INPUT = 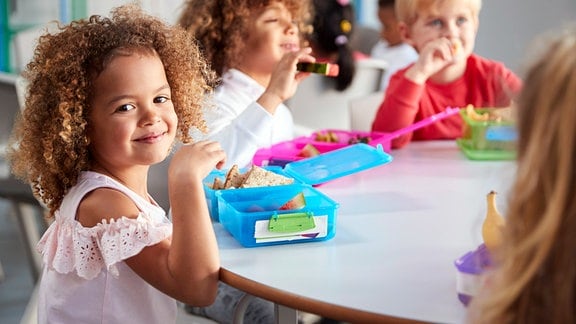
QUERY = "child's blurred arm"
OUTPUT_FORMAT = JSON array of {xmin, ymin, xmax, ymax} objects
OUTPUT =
[
  {"xmin": 372, "ymin": 69, "xmax": 424, "ymax": 148},
  {"xmin": 498, "ymin": 68, "xmax": 522, "ymax": 105}
]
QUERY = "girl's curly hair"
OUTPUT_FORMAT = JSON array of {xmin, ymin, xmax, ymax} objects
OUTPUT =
[
  {"xmin": 178, "ymin": 0, "xmax": 313, "ymax": 77},
  {"xmin": 7, "ymin": 4, "xmax": 217, "ymax": 218}
]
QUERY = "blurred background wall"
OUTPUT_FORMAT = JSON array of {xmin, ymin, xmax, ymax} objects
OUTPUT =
[
  {"xmin": 353, "ymin": 0, "xmax": 576, "ymax": 73},
  {"xmin": 1, "ymin": 0, "xmax": 576, "ymax": 74}
]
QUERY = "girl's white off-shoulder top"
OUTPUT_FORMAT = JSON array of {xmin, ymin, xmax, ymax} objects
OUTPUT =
[{"xmin": 36, "ymin": 171, "xmax": 175, "ymax": 324}]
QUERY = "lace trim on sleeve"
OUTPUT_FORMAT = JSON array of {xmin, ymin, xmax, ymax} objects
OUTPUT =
[{"xmin": 37, "ymin": 213, "xmax": 172, "ymax": 280}]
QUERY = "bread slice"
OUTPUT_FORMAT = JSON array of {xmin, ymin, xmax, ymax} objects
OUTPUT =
[
  {"xmin": 211, "ymin": 177, "xmax": 224, "ymax": 190},
  {"xmin": 223, "ymin": 165, "xmax": 246, "ymax": 189},
  {"xmin": 241, "ymin": 165, "xmax": 294, "ymax": 188}
]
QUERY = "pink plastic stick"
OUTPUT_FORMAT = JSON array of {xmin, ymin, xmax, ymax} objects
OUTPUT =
[{"xmin": 376, "ymin": 106, "xmax": 462, "ymax": 143}]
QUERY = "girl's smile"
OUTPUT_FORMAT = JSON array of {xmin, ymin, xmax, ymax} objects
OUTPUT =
[
  {"xmin": 88, "ymin": 51, "xmax": 177, "ymax": 172},
  {"xmin": 133, "ymin": 131, "xmax": 168, "ymax": 144}
]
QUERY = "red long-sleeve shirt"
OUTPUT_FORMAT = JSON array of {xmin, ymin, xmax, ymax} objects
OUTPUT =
[{"xmin": 372, "ymin": 54, "xmax": 522, "ymax": 148}]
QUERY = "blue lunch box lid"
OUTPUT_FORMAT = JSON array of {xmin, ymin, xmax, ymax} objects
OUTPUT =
[{"xmin": 282, "ymin": 143, "xmax": 393, "ymax": 186}]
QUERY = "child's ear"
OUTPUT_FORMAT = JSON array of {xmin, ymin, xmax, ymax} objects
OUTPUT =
[
  {"xmin": 398, "ymin": 22, "xmax": 415, "ymax": 47},
  {"xmin": 399, "ymin": 23, "xmax": 419, "ymax": 53}
]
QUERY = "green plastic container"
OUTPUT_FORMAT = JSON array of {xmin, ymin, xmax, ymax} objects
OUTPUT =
[{"xmin": 458, "ymin": 108, "xmax": 517, "ymax": 160}]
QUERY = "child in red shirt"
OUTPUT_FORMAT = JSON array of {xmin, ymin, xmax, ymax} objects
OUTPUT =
[{"xmin": 372, "ymin": 0, "xmax": 521, "ymax": 148}]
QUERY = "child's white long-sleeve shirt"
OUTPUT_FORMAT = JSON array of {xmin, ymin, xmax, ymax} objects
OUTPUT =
[{"xmin": 200, "ymin": 68, "xmax": 294, "ymax": 168}]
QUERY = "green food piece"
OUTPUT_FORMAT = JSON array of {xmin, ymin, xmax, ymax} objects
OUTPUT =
[{"xmin": 297, "ymin": 62, "xmax": 328, "ymax": 74}]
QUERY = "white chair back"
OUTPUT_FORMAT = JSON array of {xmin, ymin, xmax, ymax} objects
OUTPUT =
[
  {"xmin": 348, "ymin": 92, "xmax": 384, "ymax": 131},
  {"xmin": 0, "ymin": 73, "xmax": 20, "ymax": 157},
  {"xmin": 288, "ymin": 58, "xmax": 387, "ymax": 131},
  {"xmin": 349, "ymin": 26, "xmax": 381, "ymax": 56},
  {"xmin": 15, "ymin": 75, "xmax": 28, "ymax": 110}
]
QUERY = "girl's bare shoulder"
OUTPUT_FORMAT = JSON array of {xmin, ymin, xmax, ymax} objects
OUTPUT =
[{"xmin": 77, "ymin": 188, "xmax": 140, "ymax": 227}]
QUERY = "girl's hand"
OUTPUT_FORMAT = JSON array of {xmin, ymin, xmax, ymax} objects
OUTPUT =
[
  {"xmin": 258, "ymin": 47, "xmax": 314, "ymax": 113},
  {"xmin": 168, "ymin": 140, "xmax": 226, "ymax": 186},
  {"xmin": 155, "ymin": 140, "xmax": 223, "ymax": 304},
  {"xmin": 405, "ymin": 38, "xmax": 459, "ymax": 84}
]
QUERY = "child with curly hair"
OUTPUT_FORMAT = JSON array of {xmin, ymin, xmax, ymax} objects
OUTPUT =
[
  {"xmin": 372, "ymin": 0, "xmax": 522, "ymax": 149},
  {"xmin": 467, "ymin": 25, "xmax": 576, "ymax": 324},
  {"xmin": 178, "ymin": 1, "xmax": 316, "ymax": 322},
  {"xmin": 7, "ymin": 4, "xmax": 226, "ymax": 323},
  {"xmin": 178, "ymin": 0, "xmax": 315, "ymax": 169}
]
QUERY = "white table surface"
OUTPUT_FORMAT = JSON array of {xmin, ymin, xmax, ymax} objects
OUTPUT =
[{"xmin": 213, "ymin": 140, "xmax": 516, "ymax": 323}]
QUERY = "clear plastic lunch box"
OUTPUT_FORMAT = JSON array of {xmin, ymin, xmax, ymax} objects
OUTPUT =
[{"xmin": 204, "ymin": 143, "xmax": 393, "ymax": 247}]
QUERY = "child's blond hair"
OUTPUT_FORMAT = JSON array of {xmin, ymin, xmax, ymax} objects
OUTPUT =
[
  {"xmin": 468, "ymin": 25, "xmax": 576, "ymax": 323},
  {"xmin": 7, "ymin": 4, "xmax": 217, "ymax": 218},
  {"xmin": 396, "ymin": 0, "xmax": 482, "ymax": 26}
]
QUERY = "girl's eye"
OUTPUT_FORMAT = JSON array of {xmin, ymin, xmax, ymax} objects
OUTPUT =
[
  {"xmin": 116, "ymin": 103, "xmax": 135, "ymax": 112},
  {"xmin": 154, "ymin": 96, "xmax": 169, "ymax": 104},
  {"xmin": 456, "ymin": 17, "xmax": 468, "ymax": 26}
]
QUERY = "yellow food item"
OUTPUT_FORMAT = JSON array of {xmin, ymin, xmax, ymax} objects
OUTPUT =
[
  {"xmin": 314, "ymin": 131, "xmax": 339, "ymax": 143},
  {"xmin": 482, "ymin": 191, "xmax": 506, "ymax": 252},
  {"xmin": 466, "ymin": 104, "xmax": 489, "ymax": 121},
  {"xmin": 452, "ymin": 39, "xmax": 463, "ymax": 55},
  {"xmin": 465, "ymin": 104, "xmax": 514, "ymax": 123},
  {"xmin": 298, "ymin": 144, "xmax": 321, "ymax": 157}
]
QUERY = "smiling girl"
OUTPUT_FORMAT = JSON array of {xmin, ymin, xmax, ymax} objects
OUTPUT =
[
  {"xmin": 7, "ymin": 4, "xmax": 226, "ymax": 323},
  {"xmin": 179, "ymin": 0, "xmax": 315, "ymax": 169}
]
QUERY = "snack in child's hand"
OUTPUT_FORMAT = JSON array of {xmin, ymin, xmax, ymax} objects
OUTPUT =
[
  {"xmin": 451, "ymin": 39, "xmax": 463, "ymax": 56},
  {"xmin": 297, "ymin": 62, "xmax": 339, "ymax": 77}
]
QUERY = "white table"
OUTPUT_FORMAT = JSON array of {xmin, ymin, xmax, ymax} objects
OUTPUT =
[{"xmin": 213, "ymin": 141, "xmax": 516, "ymax": 323}]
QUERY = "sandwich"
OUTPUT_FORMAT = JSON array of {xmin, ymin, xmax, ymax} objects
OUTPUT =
[{"xmin": 211, "ymin": 165, "xmax": 294, "ymax": 190}]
